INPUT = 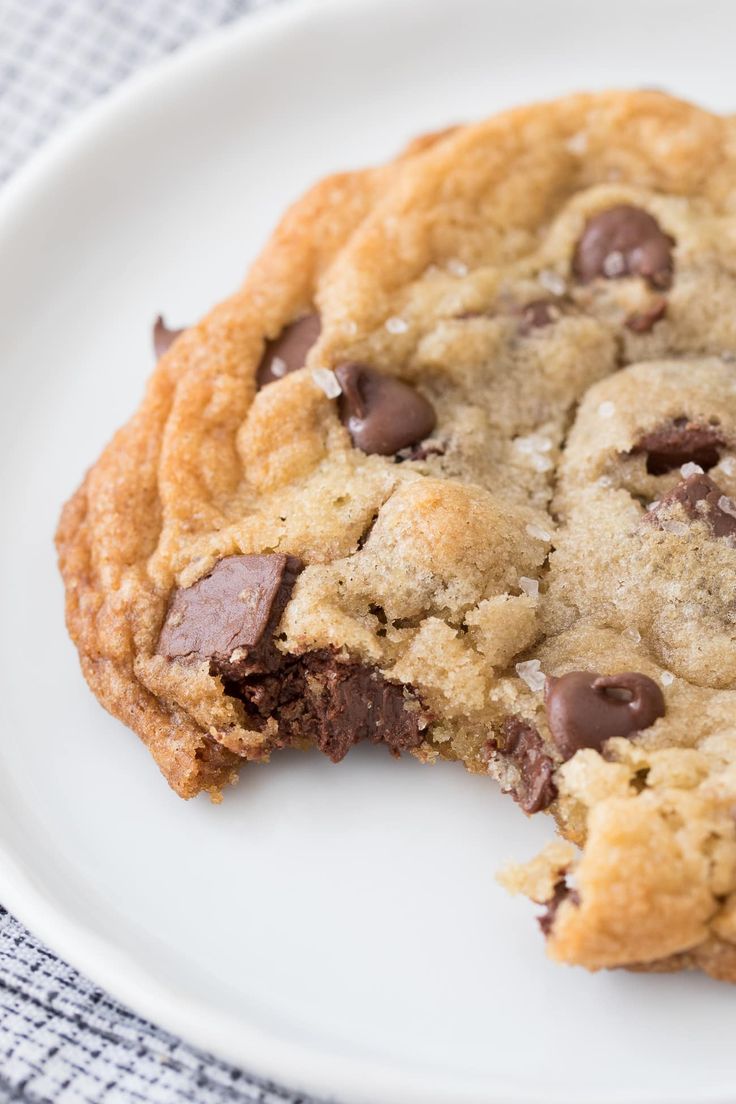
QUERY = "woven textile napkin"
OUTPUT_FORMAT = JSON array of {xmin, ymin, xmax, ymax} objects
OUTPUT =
[{"xmin": 0, "ymin": 2, "xmax": 325, "ymax": 1102}]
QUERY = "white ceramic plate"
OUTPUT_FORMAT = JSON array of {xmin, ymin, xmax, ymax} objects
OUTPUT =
[{"xmin": 2, "ymin": 0, "xmax": 736, "ymax": 1101}]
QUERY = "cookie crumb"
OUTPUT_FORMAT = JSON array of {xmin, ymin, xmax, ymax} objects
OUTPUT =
[
  {"xmin": 681, "ymin": 462, "xmax": 704, "ymax": 477},
  {"xmin": 661, "ymin": 671, "xmax": 675, "ymax": 686}
]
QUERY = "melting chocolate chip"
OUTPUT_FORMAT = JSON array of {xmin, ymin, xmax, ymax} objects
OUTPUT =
[
  {"xmin": 544, "ymin": 671, "xmax": 665, "ymax": 760},
  {"xmin": 488, "ymin": 717, "xmax": 557, "ymax": 814},
  {"xmin": 334, "ymin": 363, "xmax": 437, "ymax": 456},
  {"xmin": 630, "ymin": 418, "xmax": 724, "ymax": 475},
  {"xmin": 573, "ymin": 205, "xmax": 674, "ymax": 289},
  {"xmin": 157, "ymin": 553, "xmax": 303, "ymax": 678},
  {"xmin": 646, "ymin": 472, "xmax": 736, "ymax": 539},
  {"xmin": 625, "ymin": 298, "xmax": 667, "ymax": 334},
  {"xmin": 538, "ymin": 880, "xmax": 580, "ymax": 937},
  {"xmin": 256, "ymin": 313, "xmax": 321, "ymax": 388},
  {"xmin": 228, "ymin": 649, "xmax": 427, "ymax": 763},
  {"xmin": 518, "ymin": 298, "xmax": 558, "ymax": 332},
  {"xmin": 153, "ymin": 316, "xmax": 184, "ymax": 358}
]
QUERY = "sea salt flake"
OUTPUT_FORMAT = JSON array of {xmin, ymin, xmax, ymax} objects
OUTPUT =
[
  {"xmin": 602, "ymin": 250, "xmax": 626, "ymax": 278},
  {"xmin": 718, "ymin": 495, "xmax": 736, "ymax": 518},
  {"xmin": 566, "ymin": 131, "xmax": 588, "ymax": 155},
  {"xmin": 519, "ymin": 576, "xmax": 540, "ymax": 598},
  {"xmin": 526, "ymin": 523, "xmax": 552, "ymax": 542},
  {"xmin": 597, "ymin": 401, "xmax": 615, "ymax": 419},
  {"xmin": 661, "ymin": 671, "xmax": 675, "ymax": 686},
  {"xmin": 720, "ymin": 456, "xmax": 736, "ymax": 476},
  {"xmin": 515, "ymin": 659, "xmax": 546, "ymax": 693},
  {"xmin": 538, "ymin": 268, "xmax": 567, "ymax": 296},
  {"xmin": 514, "ymin": 434, "xmax": 553, "ymax": 454},
  {"xmin": 270, "ymin": 356, "xmax": 287, "ymax": 379},
  {"xmin": 622, "ymin": 626, "xmax": 641, "ymax": 645},
  {"xmin": 311, "ymin": 367, "xmax": 342, "ymax": 399},
  {"xmin": 446, "ymin": 258, "xmax": 468, "ymax": 277},
  {"xmin": 385, "ymin": 316, "xmax": 409, "ymax": 334},
  {"xmin": 680, "ymin": 462, "xmax": 704, "ymax": 478},
  {"xmin": 531, "ymin": 454, "xmax": 553, "ymax": 472},
  {"xmin": 662, "ymin": 519, "xmax": 689, "ymax": 536}
]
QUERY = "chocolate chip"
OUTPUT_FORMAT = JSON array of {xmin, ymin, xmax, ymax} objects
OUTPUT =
[
  {"xmin": 625, "ymin": 297, "xmax": 667, "ymax": 334},
  {"xmin": 394, "ymin": 440, "xmax": 446, "ymax": 464},
  {"xmin": 153, "ymin": 316, "xmax": 184, "ymax": 358},
  {"xmin": 227, "ymin": 648, "xmax": 428, "ymax": 762},
  {"xmin": 157, "ymin": 554, "xmax": 303, "ymax": 678},
  {"xmin": 334, "ymin": 363, "xmax": 437, "ymax": 456},
  {"xmin": 518, "ymin": 299, "xmax": 559, "ymax": 332},
  {"xmin": 630, "ymin": 418, "xmax": 724, "ymax": 475},
  {"xmin": 544, "ymin": 671, "xmax": 665, "ymax": 760},
  {"xmin": 573, "ymin": 205, "xmax": 674, "ymax": 289},
  {"xmin": 646, "ymin": 472, "xmax": 736, "ymax": 540},
  {"xmin": 538, "ymin": 880, "xmax": 580, "ymax": 937},
  {"xmin": 256, "ymin": 313, "xmax": 321, "ymax": 388},
  {"xmin": 488, "ymin": 717, "xmax": 557, "ymax": 814}
]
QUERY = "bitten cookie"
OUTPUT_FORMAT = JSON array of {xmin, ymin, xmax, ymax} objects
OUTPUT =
[{"xmin": 57, "ymin": 91, "xmax": 736, "ymax": 983}]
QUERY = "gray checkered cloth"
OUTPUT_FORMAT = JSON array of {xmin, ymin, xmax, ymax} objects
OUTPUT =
[{"xmin": 0, "ymin": 3, "xmax": 325, "ymax": 1102}]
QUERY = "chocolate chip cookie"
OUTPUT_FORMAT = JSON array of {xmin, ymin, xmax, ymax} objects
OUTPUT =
[{"xmin": 57, "ymin": 91, "xmax": 736, "ymax": 983}]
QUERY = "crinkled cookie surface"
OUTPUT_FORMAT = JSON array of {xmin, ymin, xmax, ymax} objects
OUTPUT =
[{"xmin": 57, "ymin": 92, "xmax": 736, "ymax": 982}]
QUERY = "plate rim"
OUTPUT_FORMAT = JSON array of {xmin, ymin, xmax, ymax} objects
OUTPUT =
[{"xmin": 1, "ymin": 1, "xmax": 736, "ymax": 1102}]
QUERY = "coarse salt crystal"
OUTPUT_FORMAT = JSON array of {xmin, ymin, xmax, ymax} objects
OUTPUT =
[
  {"xmin": 531, "ymin": 454, "xmax": 554, "ymax": 473},
  {"xmin": 718, "ymin": 495, "xmax": 736, "ymax": 518},
  {"xmin": 385, "ymin": 316, "xmax": 409, "ymax": 334},
  {"xmin": 538, "ymin": 268, "xmax": 567, "ymax": 296},
  {"xmin": 519, "ymin": 576, "xmax": 540, "ymax": 598},
  {"xmin": 680, "ymin": 462, "xmax": 704, "ymax": 478},
  {"xmin": 662, "ymin": 519, "xmax": 689, "ymax": 536},
  {"xmin": 622, "ymin": 626, "xmax": 641, "ymax": 645},
  {"xmin": 526, "ymin": 522, "xmax": 552, "ymax": 542},
  {"xmin": 598, "ymin": 401, "xmax": 615, "ymax": 419},
  {"xmin": 516, "ymin": 659, "xmax": 546, "ymax": 693},
  {"xmin": 446, "ymin": 258, "xmax": 468, "ymax": 277},
  {"xmin": 602, "ymin": 250, "xmax": 626, "ymax": 278},
  {"xmin": 270, "ymin": 356, "xmax": 288, "ymax": 379},
  {"xmin": 311, "ymin": 367, "xmax": 342, "ymax": 399},
  {"xmin": 661, "ymin": 671, "xmax": 675, "ymax": 686},
  {"xmin": 720, "ymin": 456, "xmax": 736, "ymax": 476}
]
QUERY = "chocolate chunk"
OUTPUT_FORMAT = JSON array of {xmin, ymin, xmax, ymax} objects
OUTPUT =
[
  {"xmin": 153, "ymin": 316, "xmax": 184, "ymax": 358},
  {"xmin": 228, "ymin": 648, "xmax": 427, "ymax": 762},
  {"xmin": 539, "ymin": 880, "xmax": 580, "ymax": 937},
  {"xmin": 631, "ymin": 418, "xmax": 724, "ymax": 475},
  {"xmin": 573, "ymin": 205, "xmax": 674, "ymax": 289},
  {"xmin": 488, "ymin": 717, "xmax": 557, "ymax": 814},
  {"xmin": 625, "ymin": 297, "xmax": 667, "ymax": 334},
  {"xmin": 518, "ymin": 298, "xmax": 558, "ymax": 332},
  {"xmin": 256, "ymin": 313, "xmax": 321, "ymax": 388},
  {"xmin": 157, "ymin": 554, "xmax": 303, "ymax": 678},
  {"xmin": 334, "ymin": 363, "xmax": 436, "ymax": 456},
  {"xmin": 646, "ymin": 472, "xmax": 736, "ymax": 539},
  {"xmin": 544, "ymin": 671, "xmax": 665, "ymax": 760}
]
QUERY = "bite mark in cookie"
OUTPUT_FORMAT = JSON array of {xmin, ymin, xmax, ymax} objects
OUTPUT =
[
  {"xmin": 630, "ymin": 418, "xmax": 724, "ymax": 474},
  {"xmin": 334, "ymin": 362, "xmax": 436, "ymax": 455},
  {"xmin": 646, "ymin": 472, "xmax": 736, "ymax": 539},
  {"xmin": 573, "ymin": 205, "xmax": 674, "ymax": 289},
  {"xmin": 544, "ymin": 672, "xmax": 665, "ymax": 760},
  {"xmin": 257, "ymin": 313, "xmax": 321, "ymax": 387}
]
